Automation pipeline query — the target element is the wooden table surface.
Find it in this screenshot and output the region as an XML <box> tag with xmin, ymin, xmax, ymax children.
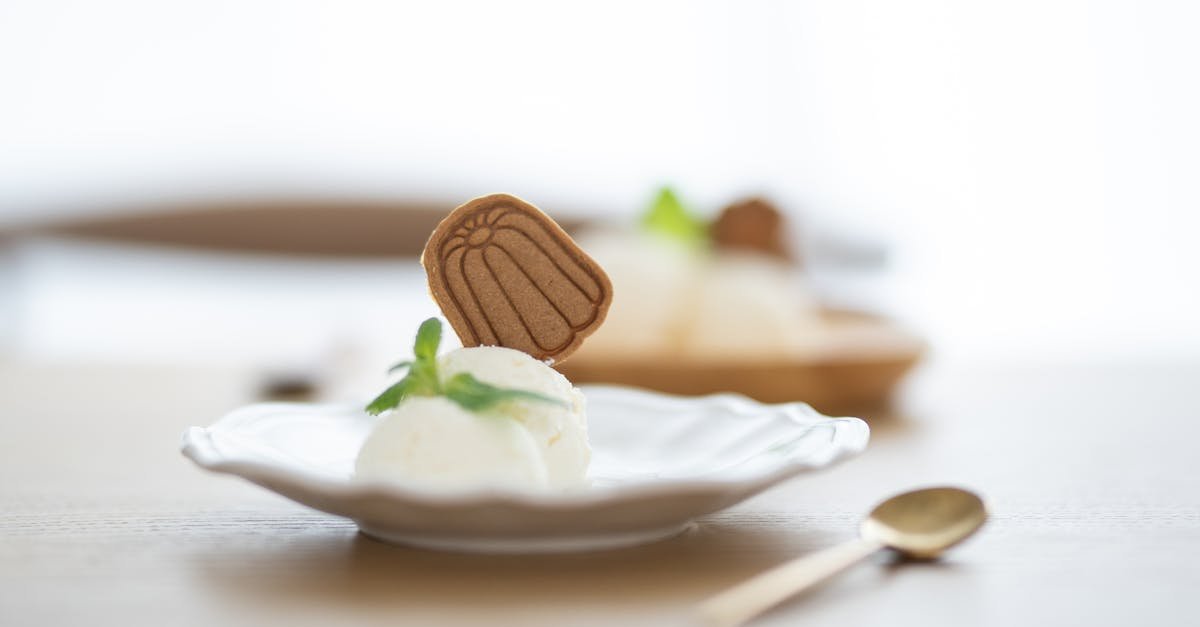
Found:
<box><xmin>2</xmin><ymin>358</ymin><xmax>1197</xmax><ymax>626</ymax></box>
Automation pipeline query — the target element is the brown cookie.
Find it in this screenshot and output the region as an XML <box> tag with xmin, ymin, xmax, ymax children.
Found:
<box><xmin>711</xmin><ymin>197</ymin><xmax>794</xmax><ymax>262</ymax></box>
<box><xmin>422</xmin><ymin>194</ymin><xmax>613</xmax><ymax>364</ymax></box>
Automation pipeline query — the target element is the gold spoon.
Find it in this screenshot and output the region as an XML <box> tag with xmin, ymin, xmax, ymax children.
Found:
<box><xmin>698</xmin><ymin>486</ymin><xmax>988</xmax><ymax>626</ymax></box>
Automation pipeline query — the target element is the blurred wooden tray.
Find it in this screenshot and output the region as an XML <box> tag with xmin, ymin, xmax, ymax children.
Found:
<box><xmin>556</xmin><ymin>310</ymin><xmax>924</xmax><ymax>417</ymax></box>
<box><xmin>9</xmin><ymin>199</ymin><xmax>585</xmax><ymax>258</ymax></box>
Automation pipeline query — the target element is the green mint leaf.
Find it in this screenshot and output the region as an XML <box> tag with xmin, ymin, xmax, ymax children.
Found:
<box><xmin>641</xmin><ymin>186</ymin><xmax>707</xmax><ymax>244</ymax></box>
<box><xmin>407</xmin><ymin>318</ymin><xmax>443</xmax><ymax>397</ymax></box>
<box><xmin>406</xmin><ymin>361</ymin><xmax>440</xmax><ymax>397</ymax></box>
<box><xmin>365</xmin><ymin>317</ymin><xmax>567</xmax><ymax>417</ymax></box>
<box><xmin>413</xmin><ymin>318</ymin><xmax>442</xmax><ymax>361</ymax></box>
<box><xmin>364</xmin><ymin>318</ymin><xmax>444</xmax><ymax>415</ymax></box>
<box><xmin>365</xmin><ymin>376</ymin><xmax>418</xmax><ymax>415</ymax></box>
<box><xmin>442</xmin><ymin>373</ymin><xmax>568</xmax><ymax>412</ymax></box>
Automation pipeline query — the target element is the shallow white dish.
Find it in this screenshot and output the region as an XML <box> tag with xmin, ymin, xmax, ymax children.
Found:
<box><xmin>181</xmin><ymin>385</ymin><xmax>869</xmax><ymax>553</ymax></box>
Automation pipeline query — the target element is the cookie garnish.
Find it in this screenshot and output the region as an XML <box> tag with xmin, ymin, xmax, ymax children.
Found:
<box><xmin>712</xmin><ymin>197</ymin><xmax>793</xmax><ymax>262</ymax></box>
<box><xmin>422</xmin><ymin>194</ymin><xmax>612</xmax><ymax>364</ymax></box>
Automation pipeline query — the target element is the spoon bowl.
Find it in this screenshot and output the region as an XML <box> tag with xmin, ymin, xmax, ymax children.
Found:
<box><xmin>862</xmin><ymin>486</ymin><xmax>988</xmax><ymax>560</ymax></box>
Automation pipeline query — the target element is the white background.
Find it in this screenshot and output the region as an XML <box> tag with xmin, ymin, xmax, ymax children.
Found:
<box><xmin>2</xmin><ymin>0</ymin><xmax>1197</xmax><ymax>363</ymax></box>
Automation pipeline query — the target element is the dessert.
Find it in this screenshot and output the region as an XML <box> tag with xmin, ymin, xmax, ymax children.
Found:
<box><xmin>355</xmin><ymin>194</ymin><xmax>609</xmax><ymax>492</ymax></box>
<box><xmin>423</xmin><ymin>193</ymin><xmax>612</xmax><ymax>364</ymax></box>
<box><xmin>711</xmin><ymin>197</ymin><xmax>793</xmax><ymax>262</ymax></box>
<box><xmin>575</xmin><ymin>188</ymin><xmax>824</xmax><ymax>361</ymax></box>
<box><xmin>355</xmin><ymin>319</ymin><xmax>589</xmax><ymax>491</ymax></box>
<box><xmin>561</xmin><ymin>187</ymin><xmax>922</xmax><ymax>410</ymax></box>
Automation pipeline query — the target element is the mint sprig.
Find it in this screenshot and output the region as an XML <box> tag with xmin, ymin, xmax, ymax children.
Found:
<box><xmin>641</xmin><ymin>186</ymin><xmax>708</xmax><ymax>245</ymax></box>
<box><xmin>443</xmin><ymin>373</ymin><xmax>567</xmax><ymax>411</ymax></box>
<box><xmin>365</xmin><ymin>318</ymin><xmax>567</xmax><ymax>416</ymax></box>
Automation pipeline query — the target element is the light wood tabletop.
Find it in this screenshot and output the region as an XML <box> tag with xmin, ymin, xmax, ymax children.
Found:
<box><xmin>2</xmin><ymin>358</ymin><xmax>1197</xmax><ymax>626</ymax></box>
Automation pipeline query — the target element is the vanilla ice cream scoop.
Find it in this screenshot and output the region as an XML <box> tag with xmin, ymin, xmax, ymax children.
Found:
<box><xmin>355</xmin><ymin>346</ymin><xmax>590</xmax><ymax>491</ymax></box>
<box><xmin>575</xmin><ymin>230</ymin><xmax>824</xmax><ymax>361</ymax></box>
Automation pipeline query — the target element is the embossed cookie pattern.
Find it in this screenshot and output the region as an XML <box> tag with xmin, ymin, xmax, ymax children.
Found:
<box><xmin>422</xmin><ymin>194</ymin><xmax>613</xmax><ymax>364</ymax></box>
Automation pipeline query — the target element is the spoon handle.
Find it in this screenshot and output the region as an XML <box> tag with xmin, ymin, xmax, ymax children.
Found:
<box><xmin>697</xmin><ymin>538</ymin><xmax>883</xmax><ymax>626</ymax></box>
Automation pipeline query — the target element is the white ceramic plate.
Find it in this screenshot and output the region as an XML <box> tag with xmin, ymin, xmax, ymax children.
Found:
<box><xmin>181</xmin><ymin>386</ymin><xmax>869</xmax><ymax>553</ymax></box>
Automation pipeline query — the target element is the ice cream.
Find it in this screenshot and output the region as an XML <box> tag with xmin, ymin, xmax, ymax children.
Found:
<box><xmin>576</xmin><ymin>230</ymin><xmax>824</xmax><ymax>361</ymax></box>
<box><xmin>355</xmin><ymin>346</ymin><xmax>590</xmax><ymax>491</ymax></box>
<box><xmin>681</xmin><ymin>251</ymin><xmax>824</xmax><ymax>360</ymax></box>
<box><xmin>572</xmin><ymin>230</ymin><xmax>696</xmax><ymax>356</ymax></box>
